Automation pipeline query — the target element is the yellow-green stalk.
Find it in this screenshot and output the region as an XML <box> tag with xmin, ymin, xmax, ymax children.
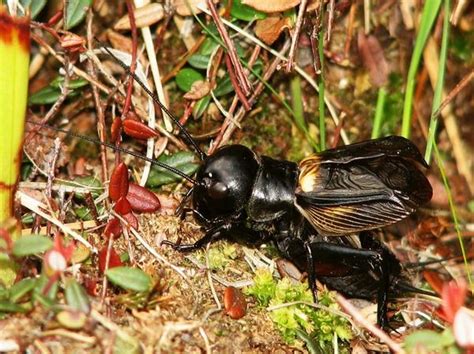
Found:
<box><xmin>0</xmin><ymin>8</ymin><xmax>30</xmax><ymax>222</ymax></box>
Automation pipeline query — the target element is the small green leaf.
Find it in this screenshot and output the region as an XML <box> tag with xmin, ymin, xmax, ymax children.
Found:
<box><xmin>0</xmin><ymin>252</ymin><xmax>9</xmax><ymax>262</ymax></box>
<box><xmin>214</xmin><ymin>76</ymin><xmax>234</xmax><ymax>97</ymax></box>
<box><xmin>231</xmin><ymin>0</ymin><xmax>266</xmax><ymax>21</ymax></box>
<box><xmin>106</xmin><ymin>266</ymin><xmax>151</xmax><ymax>292</ymax></box>
<box><xmin>114</xmin><ymin>334</ymin><xmax>141</xmax><ymax>354</ymax></box>
<box><xmin>66</xmin><ymin>0</ymin><xmax>92</xmax><ymax>30</ymax></box>
<box><xmin>176</xmin><ymin>68</ymin><xmax>204</xmax><ymax>92</ymax></box>
<box><xmin>28</xmin><ymin>86</ymin><xmax>61</xmax><ymax>105</ymax></box>
<box><xmin>29</xmin><ymin>77</ymin><xmax>89</xmax><ymax>105</ymax></box>
<box><xmin>9</xmin><ymin>278</ymin><xmax>36</xmax><ymax>303</ymax></box>
<box><xmin>404</xmin><ymin>329</ymin><xmax>455</xmax><ymax>352</ymax></box>
<box><xmin>0</xmin><ymin>301</ymin><xmax>27</xmax><ymax>313</ymax></box>
<box><xmin>146</xmin><ymin>151</ymin><xmax>198</xmax><ymax>187</ymax></box>
<box><xmin>33</xmin><ymin>292</ymin><xmax>56</xmax><ymax>308</ymax></box>
<box><xmin>193</xmin><ymin>95</ymin><xmax>211</xmax><ymax>119</ymax></box>
<box><xmin>70</xmin><ymin>243</ymin><xmax>91</xmax><ymax>264</ymax></box>
<box><xmin>71</xmin><ymin>175</ymin><xmax>103</xmax><ymax>200</ymax></box>
<box><xmin>188</xmin><ymin>54</ymin><xmax>211</xmax><ymax>70</ymax></box>
<box><xmin>50</xmin><ymin>76</ymin><xmax>89</xmax><ymax>90</ymax></box>
<box><xmin>295</xmin><ymin>329</ymin><xmax>320</xmax><ymax>354</ymax></box>
<box><xmin>57</xmin><ymin>310</ymin><xmax>87</xmax><ymax>329</ymax></box>
<box><xmin>467</xmin><ymin>200</ymin><xmax>474</xmax><ymax>213</ymax></box>
<box><xmin>199</xmin><ymin>37</ymin><xmax>220</xmax><ymax>56</ymax></box>
<box><xmin>33</xmin><ymin>274</ymin><xmax>58</xmax><ymax>302</ymax></box>
<box><xmin>12</xmin><ymin>235</ymin><xmax>53</xmax><ymax>257</ymax></box>
<box><xmin>74</xmin><ymin>206</ymin><xmax>93</xmax><ymax>221</ymax></box>
<box><xmin>65</xmin><ymin>278</ymin><xmax>91</xmax><ymax>313</ymax></box>
<box><xmin>20</xmin><ymin>0</ymin><xmax>47</xmax><ymax>19</ymax></box>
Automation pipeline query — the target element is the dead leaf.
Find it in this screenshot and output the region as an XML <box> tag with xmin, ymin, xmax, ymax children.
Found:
<box><xmin>114</xmin><ymin>3</ymin><xmax>164</xmax><ymax>30</ymax></box>
<box><xmin>357</xmin><ymin>31</ymin><xmax>389</xmax><ymax>87</ymax></box>
<box><xmin>254</xmin><ymin>16</ymin><xmax>290</xmax><ymax>45</ymax></box>
<box><xmin>106</xmin><ymin>30</ymin><xmax>133</xmax><ymax>54</ymax></box>
<box><xmin>174</xmin><ymin>0</ymin><xmax>218</xmax><ymax>16</ymax></box>
<box><xmin>242</xmin><ymin>0</ymin><xmax>300</xmax><ymax>13</ymax></box>
<box><xmin>183</xmin><ymin>80</ymin><xmax>211</xmax><ymax>100</ymax></box>
<box><xmin>307</xmin><ymin>0</ymin><xmax>321</xmax><ymax>12</ymax></box>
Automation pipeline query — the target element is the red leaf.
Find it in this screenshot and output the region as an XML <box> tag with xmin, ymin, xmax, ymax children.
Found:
<box><xmin>103</xmin><ymin>218</ymin><xmax>122</xmax><ymax>240</ymax></box>
<box><xmin>441</xmin><ymin>280</ymin><xmax>467</xmax><ymax>323</ymax></box>
<box><xmin>83</xmin><ymin>277</ymin><xmax>98</xmax><ymax>296</ymax></box>
<box><xmin>109</xmin><ymin>162</ymin><xmax>129</xmax><ymax>202</ymax></box>
<box><xmin>123</xmin><ymin>119</ymin><xmax>159</xmax><ymax>140</ymax></box>
<box><xmin>127</xmin><ymin>183</ymin><xmax>161</xmax><ymax>213</ymax></box>
<box><xmin>60</xmin><ymin>33</ymin><xmax>86</xmax><ymax>53</ymax></box>
<box><xmin>423</xmin><ymin>270</ymin><xmax>444</xmax><ymax>295</ymax></box>
<box><xmin>357</xmin><ymin>31</ymin><xmax>389</xmax><ymax>87</ymax></box>
<box><xmin>98</xmin><ymin>246</ymin><xmax>122</xmax><ymax>273</ymax></box>
<box><xmin>122</xmin><ymin>212</ymin><xmax>139</xmax><ymax>230</ymax></box>
<box><xmin>114</xmin><ymin>197</ymin><xmax>132</xmax><ymax>215</ymax></box>
<box><xmin>111</xmin><ymin>116</ymin><xmax>122</xmax><ymax>143</ymax></box>
<box><xmin>53</xmin><ymin>235</ymin><xmax>75</xmax><ymax>263</ymax></box>
<box><xmin>223</xmin><ymin>286</ymin><xmax>247</xmax><ymax>319</ymax></box>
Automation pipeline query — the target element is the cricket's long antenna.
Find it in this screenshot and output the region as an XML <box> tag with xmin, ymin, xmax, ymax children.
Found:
<box><xmin>27</xmin><ymin>121</ymin><xmax>198</xmax><ymax>185</ymax></box>
<box><xmin>98</xmin><ymin>43</ymin><xmax>207</xmax><ymax>161</ymax></box>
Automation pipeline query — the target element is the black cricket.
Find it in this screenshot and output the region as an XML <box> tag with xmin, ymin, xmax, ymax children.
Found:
<box><xmin>35</xmin><ymin>47</ymin><xmax>434</xmax><ymax>328</ymax></box>
<box><xmin>161</xmin><ymin>135</ymin><xmax>433</xmax><ymax>328</ymax></box>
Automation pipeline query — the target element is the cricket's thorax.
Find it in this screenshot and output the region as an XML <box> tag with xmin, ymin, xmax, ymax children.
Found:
<box><xmin>246</xmin><ymin>156</ymin><xmax>298</xmax><ymax>223</ymax></box>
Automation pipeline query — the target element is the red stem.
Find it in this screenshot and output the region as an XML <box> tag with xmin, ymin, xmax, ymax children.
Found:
<box><xmin>122</xmin><ymin>0</ymin><xmax>138</xmax><ymax>118</ymax></box>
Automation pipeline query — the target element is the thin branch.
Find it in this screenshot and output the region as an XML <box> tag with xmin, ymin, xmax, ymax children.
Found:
<box><xmin>433</xmin><ymin>69</ymin><xmax>474</xmax><ymax>118</ymax></box>
<box><xmin>286</xmin><ymin>0</ymin><xmax>308</xmax><ymax>72</ymax></box>
<box><xmin>86</xmin><ymin>10</ymin><xmax>109</xmax><ymax>183</ymax></box>
<box><xmin>206</xmin><ymin>0</ymin><xmax>252</xmax><ymax>96</ymax></box>
<box><xmin>337</xmin><ymin>295</ymin><xmax>405</xmax><ymax>354</ymax></box>
<box><xmin>122</xmin><ymin>0</ymin><xmax>138</xmax><ymax>118</ymax></box>
<box><xmin>224</xmin><ymin>53</ymin><xmax>251</xmax><ymax>110</ymax></box>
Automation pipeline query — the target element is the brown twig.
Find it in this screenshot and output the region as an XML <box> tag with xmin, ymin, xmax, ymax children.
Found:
<box><xmin>208</xmin><ymin>47</ymin><xmax>224</xmax><ymax>89</ymax></box>
<box><xmin>122</xmin><ymin>0</ymin><xmax>138</xmax><ymax>118</ymax></box>
<box><xmin>224</xmin><ymin>54</ymin><xmax>251</xmax><ymax>110</ymax></box>
<box><xmin>336</xmin><ymin>295</ymin><xmax>405</xmax><ymax>354</ymax></box>
<box><xmin>206</xmin><ymin>0</ymin><xmax>251</xmax><ymax>96</ymax></box>
<box><xmin>330</xmin><ymin>113</ymin><xmax>346</xmax><ymax>148</ymax></box>
<box><xmin>344</xmin><ymin>3</ymin><xmax>357</xmax><ymax>59</ymax></box>
<box><xmin>30</xmin><ymin>33</ymin><xmax>111</xmax><ymax>97</ymax></box>
<box><xmin>286</xmin><ymin>0</ymin><xmax>308</xmax><ymax>72</ymax></box>
<box><xmin>309</xmin><ymin>10</ymin><xmax>322</xmax><ymax>76</ymax></box>
<box><xmin>209</xmin><ymin>45</ymin><xmax>261</xmax><ymax>153</ymax></box>
<box><xmin>45</xmin><ymin>138</ymin><xmax>61</xmax><ymax>235</ymax></box>
<box><xmin>218</xmin><ymin>41</ymin><xmax>290</xmax><ymax>148</ymax></box>
<box><xmin>451</xmin><ymin>0</ymin><xmax>469</xmax><ymax>25</ymax></box>
<box><xmin>86</xmin><ymin>10</ymin><xmax>109</xmax><ymax>183</ymax></box>
<box><xmin>153</xmin><ymin>11</ymin><xmax>172</xmax><ymax>57</ymax></box>
<box><xmin>25</xmin><ymin>55</ymin><xmax>71</xmax><ymax>141</ymax></box>
<box><xmin>433</xmin><ymin>69</ymin><xmax>474</xmax><ymax>118</ymax></box>
<box><xmin>161</xmin><ymin>36</ymin><xmax>206</xmax><ymax>84</ymax></box>
<box><xmin>326</xmin><ymin>0</ymin><xmax>335</xmax><ymax>42</ymax></box>
<box><xmin>100</xmin><ymin>235</ymin><xmax>114</xmax><ymax>308</ymax></box>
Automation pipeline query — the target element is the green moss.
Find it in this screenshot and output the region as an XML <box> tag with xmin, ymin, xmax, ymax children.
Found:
<box><xmin>197</xmin><ymin>243</ymin><xmax>238</xmax><ymax>271</ymax></box>
<box><xmin>245</xmin><ymin>269</ymin><xmax>353</xmax><ymax>350</ymax></box>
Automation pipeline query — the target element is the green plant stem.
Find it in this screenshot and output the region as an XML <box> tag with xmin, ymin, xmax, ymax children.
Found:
<box><xmin>425</xmin><ymin>0</ymin><xmax>450</xmax><ymax>163</ymax></box>
<box><xmin>401</xmin><ymin>0</ymin><xmax>442</xmax><ymax>138</ymax></box>
<box><xmin>434</xmin><ymin>145</ymin><xmax>473</xmax><ymax>288</ymax></box>
<box><xmin>371</xmin><ymin>87</ymin><xmax>387</xmax><ymax>139</ymax></box>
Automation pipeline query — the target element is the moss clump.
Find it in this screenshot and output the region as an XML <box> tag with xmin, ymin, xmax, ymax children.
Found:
<box><xmin>245</xmin><ymin>268</ymin><xmax>353</xmax><ymax>350</ymax></box>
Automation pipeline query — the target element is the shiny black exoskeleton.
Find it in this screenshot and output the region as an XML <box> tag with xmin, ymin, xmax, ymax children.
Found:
<box><xmin>163</xmin><ymin>136</ymin><xmax>433</xmax><ymax>327</ymax></box>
